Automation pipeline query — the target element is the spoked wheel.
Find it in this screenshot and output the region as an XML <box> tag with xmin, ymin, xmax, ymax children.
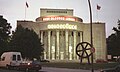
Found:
<box><xmin>76</xmin><ymin>42</ymin><xmax>93</xmax><ymax>64</ymax></box>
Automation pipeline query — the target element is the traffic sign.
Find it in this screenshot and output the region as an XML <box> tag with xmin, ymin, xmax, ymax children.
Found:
<box><xmin>90</xmin><ymin>47</ymin><xmax>95</xmax><ymax>53</ymax></box>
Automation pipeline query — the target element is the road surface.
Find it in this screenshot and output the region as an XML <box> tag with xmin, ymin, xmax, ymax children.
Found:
<box><xmin>0</xmin><ymin>67</ymin><xmax>100</xmax><ymax>72</ymax></box>
<box><xmin>40</xmin><ymin>67</ymin><xmax>100</xmax><ymax>72</ymax></box>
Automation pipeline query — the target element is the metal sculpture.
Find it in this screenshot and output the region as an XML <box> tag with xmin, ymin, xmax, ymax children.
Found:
<box><xmin>76</xmin><ymin>42</ymin><xmax>94</xmax><ymax>64</ymax></box>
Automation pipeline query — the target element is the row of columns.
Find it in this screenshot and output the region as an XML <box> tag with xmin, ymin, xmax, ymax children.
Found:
<box><xmin>40</xmin><ymin>30</ymin><xmax>83</xmax><ymax>60</ymax></box>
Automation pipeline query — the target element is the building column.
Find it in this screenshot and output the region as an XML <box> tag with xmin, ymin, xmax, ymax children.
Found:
<box><xmin>51</xmin><ymin>46</ymin><xmax>55</xmax><ymax>60</ymax></box>
<box><xmin>73</xmin><ymin>31</ymin><xmax>76</xmax><ymax>60</ymax></box>
<box><xmin>77</xmin><ymin>31</ymin><xmax>83</xmax><ymax>60</ymax></box>
<box><xmin>65</xmin><ymin>30</ymin><xmax>69</xmax><ymax>59</ymax></box>
<box><xmin>69</xmin><ymin>45</ymin><xmax>72</xmax><ymax>60</ymax></box>
<box><xmin>56</xmin><ymin>30</ymin><xmax>60</xmax><ymax>59</ymax></box>
<box><xmin>44</xmin><ymin>52</ymin><xmax>46</xmax><ymax>59</ymax></box>
<box><xmin>51</xmin><ymin>34</ymin><xmax>55</xmax><ymax>60</ymax></box>
<box><xmin>48</xmin><ymin>31</ymin><xmax>51</xmax><ymax>59</ymax></box>
<box><xmin>80</xmin><ymin>32</ymin><xmax>83</xmax><ymax>42</ymax></box>
<box><xmin>40</xmin><ymin>31</ymin><xmax>43</xmax><ymax>43</ymax></box>
<box><xmin>60</xmin><ymin>52</ymin><xmax>64</xmax><ymax>60</ymax></box>
<box><xmin>39</xmin><ymin>31</ymin><xmax>45</xmax><ymax>60</ymax></box>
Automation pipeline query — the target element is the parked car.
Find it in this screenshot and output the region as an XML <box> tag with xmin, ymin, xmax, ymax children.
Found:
<box><xmin>19</xmin><ymin>60</ymin><xmax>42</xmax><ymax>72</ymax></box>
<box><xmin>100</xmin><ymin>65</ymin><xmax>120</xmax><ymax>72</ymax></box>
<box><xmin>116</xmin><ymin>58</ymin><xmax>120</xmax><ymax>63</ymax></box>
<box><xmin>40</xmin><ymin>59</ymin><xmax>50</xmax><ymax>62</ymax></box>
<box><xmin>96</xmin><ymin>59</ymin><xmax>107</xmax><ymax>63</ymax></box>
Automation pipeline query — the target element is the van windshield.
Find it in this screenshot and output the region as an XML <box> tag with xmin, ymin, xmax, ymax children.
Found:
<box><xmin>17</xmin><ymin>55</ymin><xmax>21</xmax><ymax>61</ymax></box>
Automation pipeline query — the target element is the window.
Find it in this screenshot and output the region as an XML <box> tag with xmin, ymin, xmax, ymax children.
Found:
<box><xmin>63</xmin><ymin>31</ymin><xmax>65</xmax><ymax>36</ymax></box>
<box><xmin>47</xmin><ymin>11</ymin><xmax>67</xmax><ymax>13</ymax></box>
<box><xmin>59</xmin><ymin>31</ymin><xmax>62</xmax><ymax>36</ymax></box>
<box><xmin>12</xmin><ymin>55</ymin><xmax>16</xmax><ymax>61</ymax></box>
<box><xmin>72</xmin><ymin>31</ymin><xmax>73</xmax><ymax>36</ymax></box>
<box><xmin>17</xmin><ymin>55</ymin><xmax>21</xmax><ymax>61</ymax></box>
<box><xmin>39</xmin><ymin>31</ymin><xmax>41</xmax><ymax>37</ymax></box>
<box><xmin>51</xmin><ymin>31</ymin><xmax>52</xmax><ymax>36</ymax></box>
<box><xmin>1</xmin><ymin>57</ymin><xmax>5</xmax><ymax>61</ymax></box>
<box><xmin>78</xmin><ymin>32</ymin><xmax>80</xmax><ymax>36</ymax></box>
<box><xmin>43</xmin><ymin>31</ymin><xmax>45</xmax><ymax>36</ymax></box>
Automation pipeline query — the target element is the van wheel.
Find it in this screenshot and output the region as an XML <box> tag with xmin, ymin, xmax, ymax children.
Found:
<box><xmin>6</xmin><ymin>64</ymin><xmax>10</xmax><ymax>69</ymax></box>
<box><xmin>35</xmin><ymin>70</ymin><xmax>39</xmax><ymax>72</ymax></box>
<box><xmin>25</xmin><ymin>68</ymin><xmax>29</xmax><ymax>72</ymax></box>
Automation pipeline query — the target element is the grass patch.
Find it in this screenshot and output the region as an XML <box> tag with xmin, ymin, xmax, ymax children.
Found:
<box><xmin>41</xmin><ymin>62</ymin><xmax>119</xmax><ymax>70</ymax></box>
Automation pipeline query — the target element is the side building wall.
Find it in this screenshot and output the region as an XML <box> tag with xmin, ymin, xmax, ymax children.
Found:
<box><xmin>83</xmin><ymin>22</ymin><xmax>107</xmax><ymax>61</ymax></box>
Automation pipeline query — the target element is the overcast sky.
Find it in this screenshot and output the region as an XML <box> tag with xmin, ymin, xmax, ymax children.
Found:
<box><xmin>0</xmin><ymin>0</ymin><xmax>120</xmax><ymax>37</ymax></box>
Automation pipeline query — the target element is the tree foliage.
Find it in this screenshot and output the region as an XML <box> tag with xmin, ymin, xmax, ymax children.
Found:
<box><xmin>9</xmin><ymin>25</ymin><xmax>44</xmax><ymax>60</ymax></box>
<box><xmin>107</xmin><ymin>20</ymin><xmax>120</xmax><ymax>56</ymax></box>
<box><xmin>0</xmin><ymin>15</ymin><xmax>12</xmax><ymax>55</ymax></box>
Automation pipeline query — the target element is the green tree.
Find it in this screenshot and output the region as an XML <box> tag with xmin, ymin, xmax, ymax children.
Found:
<box><xmin>107</xmin><ymin>20</ymin><xmax>120</xmax><ymax>57</ymax></box>
<box><xmin>9</xmin><ymin>25</ymin><xmax>44</xmax><ymax>60</ymax></box>
<box><xmin>0</xmin><ymin>15</ymin><xmax>12</xmax><ymax>55</ymax></box>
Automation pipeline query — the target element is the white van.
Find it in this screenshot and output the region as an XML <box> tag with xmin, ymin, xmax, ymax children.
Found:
<box><xmin>0</xmin><ymin>52</ymin><xmax>23</xmax><ymax>67</ymax></box>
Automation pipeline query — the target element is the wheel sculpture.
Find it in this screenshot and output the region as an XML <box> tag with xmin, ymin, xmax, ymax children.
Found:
<box><xmin>76</xmin><ymin>42</ymin><xmax>94</xmax><ymax>64</ymax></box>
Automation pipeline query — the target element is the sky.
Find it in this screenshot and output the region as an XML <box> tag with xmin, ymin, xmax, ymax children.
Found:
<box><xmin>0</xmin><ymin>0</ymin><xmax>120</xmax><ymax>37</ymax></box>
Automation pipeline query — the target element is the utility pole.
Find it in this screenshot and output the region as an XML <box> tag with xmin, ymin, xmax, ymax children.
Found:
<box><xmin>87</xmin><ymin>0</ymin><xmax>94</xmax><ymax>72</ymax></box>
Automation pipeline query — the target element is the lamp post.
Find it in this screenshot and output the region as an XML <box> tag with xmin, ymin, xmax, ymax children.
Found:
<box><xmin>87</xmin><ymin>0</ymin><xmax>94</xmax><ymax>72</ymax></box>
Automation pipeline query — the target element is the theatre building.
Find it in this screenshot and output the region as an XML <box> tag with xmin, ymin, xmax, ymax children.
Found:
<box><xmin>17</xmin><ymin>8</ymin><xmax>107</xmax><ymax>62</ymax></box>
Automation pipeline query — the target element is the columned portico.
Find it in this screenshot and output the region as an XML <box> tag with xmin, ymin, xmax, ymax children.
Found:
<box><xmin>40</xmin><ymin>30</ymin><xmax>84</xmax><ymax>60</ymax></box>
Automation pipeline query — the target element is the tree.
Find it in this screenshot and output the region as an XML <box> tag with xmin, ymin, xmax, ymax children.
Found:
<box><xmin>0</xmin><ymin>15</ymin><xmax>12</xmax><ymax>55</ymax></box>
<box><xmin>9</xmin><ymin>25</ymin><xmax>44</xmax><ymax>60</ymax></box>
<box><xmin>107</xmin><ymin>20</ymin><xmax>120</xmax><ymax>57</ymax></box>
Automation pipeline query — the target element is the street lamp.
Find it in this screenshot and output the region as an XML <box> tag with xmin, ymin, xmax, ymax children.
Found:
<box><xmin>87</xmin><ymin>0</ymin><xmax>94</xmax><ymax>72</ymax></box>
